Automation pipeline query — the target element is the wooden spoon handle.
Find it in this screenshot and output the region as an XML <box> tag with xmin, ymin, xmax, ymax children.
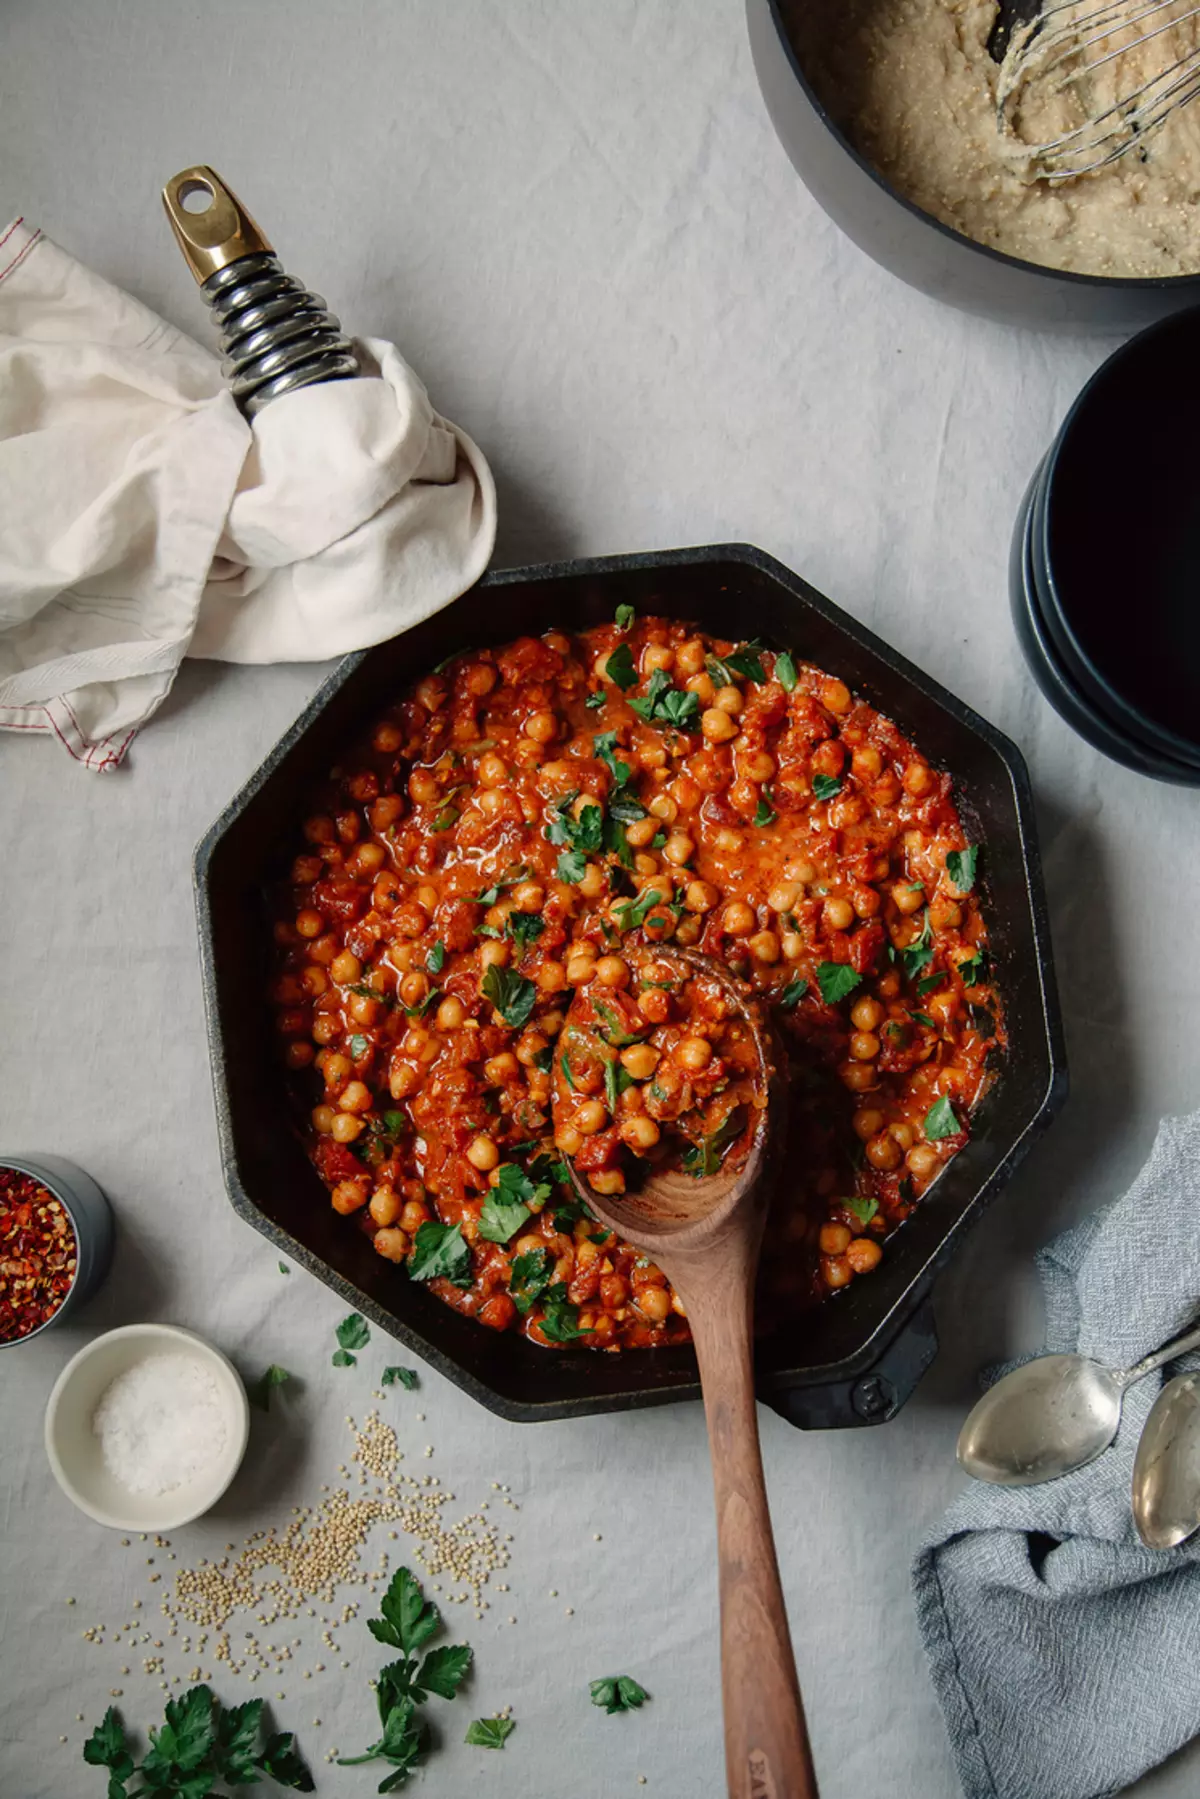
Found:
<box><xmin>689</xmin><ymin>1282</ymin><xmax>818</xmax><ymax>1799</ymax></box>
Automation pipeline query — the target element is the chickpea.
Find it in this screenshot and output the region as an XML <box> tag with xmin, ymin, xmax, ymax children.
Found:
<box><xmin>400</xmin><ymin>971</ymin><xmax>430</xmax><ymax>1008</ymax></box>
<box><xmin>556</xmin><ymin>1124</ymin><xmax>584</xmax><ymax>1157</ymax></box>
<box><xmin>852</xmin><ymin>744</ymin><xmax>884</xmax><ymax>781</ymax></box>
<box><xmin>408</xmin><ymin>769</ymin><xmax>441</xmax><ymax>806</ymax></box>
<box><xmin>903</xmin><ymin>761</ymin><xmax>934</xmax><ymax>796</ymax></box>
<box><xmin>478</xmin><ymin>752</ymin><xmax>509</xmax><ymax>789</ymax></box>
<box><xmin>566</xmin><ymin>950</ymin><xmax>598</xmax><ymax>987</ymax></box>
<box><xmin>372</xmin><ymin>871</ymin><xmax>402</xmax><ymax>912</ymax></box>
<box><xmin>907</xmin><ymin>1143</ymin><xmax>939</xmax><ymax>1181</ymax></box>
<box><xmin>840</xmin><ymin>1062</ymin><xmax>878</xmax><ymax>1093</ymax></box>
<box><xmin>312</xmin><ymin>1104</ymin><xmax>336</xmax><ymax>1135</ymax></box>
<box><xmin>577</xmin><ymin>862</ymin><xmax>607</xmax><ymax>900</ymax></box>
<box><xmin>889</xmin><ymin>1121</ymin><xmax>916</xmax><ymax>1151</ymax></box>
<box><xmin>367</xmin><ymin>1185</ymin><xmax>402</xmax><ymax>1228</ymax></box>
<box><xmin>684</xmin><ymin>879</ymin><xmax>719</xmax><ymax>913</ymax></box>
<box><xmin>588</xmin><ymin>1170</ymin><xmax>626</xmax><ymax>1196</ymax></box>
<box><xmin>778</xmin><ymin>932</ymin><xmax>801</xmax><ymax>961</ymax></box>
<box><xmin>331</xmin><ymin>1112</ymin><xmax>365</xmax><ymax>1143</ymax></box>
<box><xmin>414</xmin><ymin>675</ymin><xmax>447</xmax><ymax>712</ymax></box>
<box><xmin>403</xmin><ymin>1026</ymin><xmax>439</xmax><ymax>1063</ymax></box>
<box><xmin>575</xmin><ymin>1099</ymin><xmax>608</xmax><ymax>1135</ymax></box>
<box><xmin>312</xmin><ymin>1014</ymin><xmax>339</xmax><ymax>1045</ymax></box>
<box><xmin>701</xmin><ymin>707</ymin><xmax>737</xmax><ymax>743</ymax></box>
<box><xmin>600</xmin><ymin>1272</ymin><xmax>630</xmax><ymax>1309</ymax></box>
<box><xmin>625</xmin><ymin>816</ymin><xmax>658</xmax><ymax>849</ymax></box>
<box><xmin>436</xmin><ymin>995</ymin><xmax>466</xmax><ymax>1030</ymax></box>
<box><xmin>685</xmin><ymin>672</ymin><xmax>717</xmax><ymax>704</ymax></box>
<box><xmin>541</xmin><ymin>1008</ymin><xmax>566</xmax><ymax>1037</ymax></box>
<box><xmin>349</xmin><ymin>841</ymin><xmax>386</xmax><ymax>879</ymax></box>
<box><xmin>878</xmin><ymin>969</ymin><xmax>902</xmax><ymax>999</ymax></box>
<box><xmin>822</xmin><ymin>1254</ymin><xmax>853</xmax><ymax>1289</ymax></box>
<box><xmin>370</xmin><ymin>795</ymin><xmax>406</xmax><ymax>833</ymax></box>
<box><xmin>749</xmin><ymin>930</ymin><xmax>780</xmax><ymax>964</ymax></box>
<box><xmin>670</xmin><ymin>774</ymin><xmax>702</xmax><ymax>811</ymax></box>
<box><xmin>464</xmin><ymin>661</ymin><xmax>497</xmax><ymax>697</ymax></box>
<box><xmin>339</xmin><ymin>1080</ymin><xmax>373</xmax><ymax>1114</ymax></box>
<box><xmin>332</xmin><ymin>1179</ymin><xmax>368</xmax><ymax>1215</ymax></box>
<box><xmin>648</xmin><ymin>794</ymin><xmax>678</xmax><ymax>823</ymax></box>
<box><xmin>643</xmin><ymin>643</ymin><xmax>675</xmax><ymax>673</ymax></box>
<box><xmin>524</xmin><ymin>709</ymin><xmax>558</xmax><ymax>744</ymax></box>
<box><xmin>596</xmin><ymin>955</ymin><xmax>631</xmax><ymax>989</ymax></box>
<box><xmin>930</xmin><ymin>899</ymin><xmax>963</xmax><ymax>931</ymax></box>
<box><xmin>303</xmin><ymin>814</ymin><xmax>336</xmax><ymax>845</ymax></box>
<box><xmin>829</xmin><ymin>795</ymin><xmax>865</xmax><ymax>830</ymax></box>
<box><xmin>373</xmin><ymin>1228</ymin><xmax>410</xmax><ymax>1263</ymax></box>
<box><xmin>847</xmin><ymin>1237</ymin><xmax>883</xmax><ymax>1274</ymax></box>
<box><xmin>819</xmin><ymin>1222</ymin><xmax>852</xmax><ymax>1255</ymax></box>
<box><xmin>638</xmin><ymin>988</ymin><xmax>671</xmax><ymax>1023</ymax></box>
<box><xmin>821</xmin><ymin>678</ymin><xmax>852</xmax><ymax>714</ymax></box>
<box><xmin>675</xmin><ymin>638</ymin><xmax>707</xmax><ymax>675</ymax></box>
<box><xmin>621</xmin><ymin>1044</ymin><xmax>660</xmax><ymax>1080</ymax></box>
<box><xmin>593</xmin><ymin>650</ymin><xmax>617</xmax><ymax>682</ymax></box>
<box><xmin>295</xmin><ymin>908</ymin><xmax>324</xmax><ymax>940</ymax></box>
<box><xmin>401</xmin><ymin>1197</ymin><xmax>431</xmax><ymax>1234</ymax></box>
<box><xmin>705</xmin><ymin>683</ymin><xmax>739</xmax><ymax>718</ymax></box>
<box><xmin>535</xmin><ymin>960</ymin><xmax>566</xmax><ymax>993</ymax></box>
<box><xmin>663</xmin><ymin>832</ymin><xmax>695</xmax><ymax>867</ymax></box>
<box><xmin>721</xmin><ymin>900</ymin><xmax>754</xmax><ymax>936</ymax></box>
<box><xmin>866</xmin><ymin>1132</ymin><xmax>902</xmax><ymax>1171</ymax></box>
<box><xmin>392</xmin><ymin>902</ymin><xmax>429</xmax><ymax>939</ymax></box>
<box><xmin>849</xmin><ymin>1031</ymin><xmax>880</xmax><ymax>1061</ymax></box>
<box><xmin>479</xmin><ymin>939</ymin><xmax>510</xmax><ymax>970</ymax></box>
<box><xmin>742</xmin><ymin>750</ymin><xmax>776</xmax><ymax>784</ymax></box>
<box><xmin>467</xmin><ymin>1135</ymin><xmax>500</xmax><ymax>1172</ymax></box>
<box><xmin>484</xmin><ymin>1051</ymin><xmax>520</xmax><ymax>1084</ymax></box>
<box><xmin>677</xmin><ymin>1036</ymin><xmax>713</xmax><ymax>1071</ymax></box>
<box><xmin>851</xmin><ymin>997</ymin><xmax>884</xmax><ymax>1032</ymax></box>
<box><xmin>824</xmin><ymin>897</ymin><xmax>855</xmax><ymax>932</ymax></box>
<box><xmin>619</xmin><ymin>1113</ymin><xmax>661</xmax><ymax>1152</ymax></box>
<box><xmin>292</xmin><ymin>854</ymin><xmax>324</xmax><ymax>885</ymax></box>
<box><xmin>515</xmin><ymin>1030</ymin><xmax>549</xmax><ymax>1067</ymax></box>
<box><xmin>388</xmin><ymin>1060</ymin><xmax>421</xmax><ymax>1100</ymax></box>
<box><xmin>853</xmin><ymin>1108</ymin><xmax>885</xmax><ymax>1142</ymax></box>
<box><xmin>285</xmin><ymin>1040</ymin><xmax>315</xmax><ymax>1070</ymax></box>
<box><xmin>512</xmin><ymin>881</ymin><xmax>545</xmax><ymax>912</ymax></box>
<box><xmin>636</xmin><ymin>1285</ymin><xmax>672</xmax><ymax>1323</ymax></box>
<box><xmin>347</xmin><ymin>992</ymin><xmax>379</xmax><ymax>1027</ymax></box>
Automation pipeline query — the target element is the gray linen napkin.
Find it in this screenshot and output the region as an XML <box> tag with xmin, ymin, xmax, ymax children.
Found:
<box><xmin>913</xmin><ymin>1109</ymin><xmax>1200</xmax><ymax>1799</ymax></box>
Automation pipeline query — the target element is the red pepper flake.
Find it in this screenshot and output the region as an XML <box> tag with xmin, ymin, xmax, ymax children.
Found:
<box><xmin>0</xmin><ymin>1169</ymin><xmax>77</xmax><ymax>1341</ymax></box>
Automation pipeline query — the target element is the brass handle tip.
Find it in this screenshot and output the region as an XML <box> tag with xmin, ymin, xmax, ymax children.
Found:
<box><xmin>161</xmin><ymin>165</ymin><xmax>273</xmax><ymax>283</ymax></box>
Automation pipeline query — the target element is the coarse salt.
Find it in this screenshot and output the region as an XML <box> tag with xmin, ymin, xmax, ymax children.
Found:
<box><xmin>93</xmin><ymin>1354</ymin><xmax>228</xmax><ymax>1495</ymax></box>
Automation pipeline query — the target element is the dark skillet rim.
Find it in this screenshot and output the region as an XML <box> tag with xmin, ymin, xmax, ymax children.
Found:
<box><xmin>762</xmin><ymin>0</ymin><xmax>1200</xmax><ymax>295</ymax></box>
<box><xmin>1014</xmin><ymin>471</ymin><xmax>1200</xmax><ymax>785</ymax></box>
<box><xmin>1033</xmin><ymin>306</ymin><xmax>1200</xmax><ymax>766</ymax></box>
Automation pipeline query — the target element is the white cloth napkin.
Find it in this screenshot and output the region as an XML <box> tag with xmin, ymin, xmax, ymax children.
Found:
<box><xmin>0</xmin><ymin>219</ymin><xmax>497</xmax><ymax>769</ymax></box>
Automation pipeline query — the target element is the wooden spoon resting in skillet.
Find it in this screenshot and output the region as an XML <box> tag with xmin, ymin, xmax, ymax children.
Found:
<box><xmin>560</xmin><ymin>947</ymin><xmax>819</xmax><ymax>1799</ymax></box>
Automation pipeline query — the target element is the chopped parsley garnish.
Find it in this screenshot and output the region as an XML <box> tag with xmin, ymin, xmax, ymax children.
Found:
<box><xmin>557</xmin><ymin>847</ymin><xmax>587</xmax><ymax>883</ymax></box>
<box><xmin>479</xmin><ymin>1163</ymin><xmax>551</xmax><ymax>1243</ymax></box>
<box><xmin>911</xmin><ymin>1011</ymin><xmax>936</xmax><ymax>1028</ymax></box>
<box><xmin>532</xmin><ymin>1043</ymin><xmax>554</xmax><ymax>1074</ymax></box>
<box><xmin>402</xmin><ymin>988</ymin><xmax>440</xmax><ymax>1022</ymax></box>
<box><xmin>481</xmin><ymin>964</ymin><xmax>537</xmax><ymax>1029</ymax></box>
<box><xmin>426</xmin><ymin>941</ymin><xmax>446</xmax><ymax>975</ymax></box>
<box><xmin>594</xmin><ymin>999</ymin><xmax>644</xmax><ymax>1046</ymax></box>
<box><xmin>248</xmin><ymin>1364</ymin><xmax>291</xmax><ymax>1412</ymax></box>
<box><xmin>278</xmin><ymin>1261</ymin><xmax>289</xmax><ymax>1274</ymax></box>
<box><xmin>613</xmin><ymin>887</ymin><xmax>667</xmax><ymax>933</ymax></box>
<box><xmin>778</xmin><ymin>976</ymin><xmax>808</xmax><ymax>1010</ymax></box>
<box><xmin>509</xmin><ymin>1248</ymin><xmax>554</xmax><ymax>1316</ymax></box>
<box><xmin>465</xmin><ymin>1717</ymin><xmax>515</xmax><ymax>1749</ymax></box>
<box><xmin>754</xmin><ymin>795</ymin><xmax>777</xmax><ymax>827</ymax></box>
<box><xmin>409</xmin><ymin>1221</ymin><xmax>472</xmax><ymax>1286</ymax></box>
<box><xmin>585</xmin><ymin>690</ymin><xmax>606</xmax><ymax>709</ymax></box>
<box><xmin>916</xmin><ymin>970</ymin><xmax>946</xmax><ymax>996</ymax></box>
<box><xmin>844</xmin><ymin>1194</ymin><xmax>879</xmax><ymax>1228</ymax></box>
<box><xmin>537</xmin><ymin>1283</ymin><xmax>594</xmax><ymax>1342</ymax></box>
<box><xmin>431</xmin><ymin>803</ymin><xmax>460</xmax><ymax>832</ymax></box>
<box><xmin>332</xmin><ymin>1312</ymin><xmax>370</xmax><ymax>1368</ymax></box>
<box><xmin>774</xmin><ymin>650</ymin><xmax>798</xmax><ymax>691</ymax></box>
<box><xmin>627</xmin><ymin>668</ymin><xmax>701</xmax><ymax>728</ymax></box>
<box><xmin>946</xmin><ymin>845</ymin><xmax>979</xmax><ymax>893</ymax></box>
<box><xmin>506</xmin><ymin>911</ymin><xmax>545</xmax><ymax>954</ymax></box>
<box><xmin>604</xmin><ymin>1056</ymin><xmax>635</xmax><ymax>1115</ymax></box>
<box><xmin>348</xmin><ymin>1032</ymin><xmax>370</xmax><ymax>1059</ymax></box>
<box><xmin>816</xmin><ymin>962</ymin><xmax>862</xmax><ymax>1005</ymax></box>
<box><xmin>382</xmin><ymin>1366</ymin><xmax>419</xmax><ymax>1389</ymax></box>
<box><xmin>899</xmin><ymin>909</ymin><xmax>934</xmax><ymax>979</ymax></box>
<box><xmin>707</xmin><ymin>643</ymin><xmax>766</xmax><ymax>686</ymax></box>
<box><xmin>473</xmin><ymin>868</ymin><xmax>529</xmax><ymax>906</ymax></box>
<box><xmin>924</xmin><ymin>1095</ymin><xmax>961</xmax><ymax>1141</ymax></box>
<box><xmin>603</xmin><ymin>642</ymin><xmax>638</xmax><ymax>690</ymax></box>
<box><xmin>589</xmin><ymin>1675</ymin><xmax>650</xmax><ymax>1715</ymax></box>
<box><xmin>682</xmin><ymin>1110</ymin><xmax>743</xmax><ymax>1179</ymax></box>
<box><xmin>593</xmin><ymin>730</ymin><xmax>632</xmax><ymax>788</ymax></box>
<box><xmin>812</xmin><ymin>772</ymin><xmax>843</xmax><ymax>802</ymax></box>
<box><xmin>957</xmin><ymin>950</ymin><xmax>988</xmax><ymax>988</ymax></box>
<box><xmin>348</xmin><ymin>982</ymin><xmax>391</xmax><ymax>1005</ymax></box>
<box><xmin>614</xmin><ymin>602</ymin><xmax>635</xmax><ymax>630</ymax></box>
<box><xmin>560</xmin><ymin>1053</ymin><xmax>577</xmax><ymax>1091</ymax></box>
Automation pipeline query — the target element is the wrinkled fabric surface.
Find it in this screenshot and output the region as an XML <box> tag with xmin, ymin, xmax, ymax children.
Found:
<box><xmin>0</xmin><ymin>224</ymin><xmax>495</xmax><ymax>766</ymax></box>
<box><xmin>915</xmin><ymin>1112</ymin><xmax>1200</xmax><ymax>1799</ymax></box>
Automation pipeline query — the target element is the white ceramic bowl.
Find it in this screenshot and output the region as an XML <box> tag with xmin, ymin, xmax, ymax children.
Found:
<box><xmin>44</xmin><ymin>1323</ymin><xmax>250</xmax><ymax>1531</ymax></box>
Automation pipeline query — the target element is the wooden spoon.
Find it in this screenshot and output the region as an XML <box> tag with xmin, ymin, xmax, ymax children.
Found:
<box><xmin>563</xmin><ymin>948</ymin><xmax>819</xmax><ymax>1799</ymax></box>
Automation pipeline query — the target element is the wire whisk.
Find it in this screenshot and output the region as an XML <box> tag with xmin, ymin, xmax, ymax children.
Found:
<box><xmin>997</xmin><ymin>0</ymin><xmax>1200</xmax><ymax>180</ymax></box>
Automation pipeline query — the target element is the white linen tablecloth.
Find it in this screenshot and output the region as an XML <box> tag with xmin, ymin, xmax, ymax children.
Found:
<box><xmin>2</xmin><ymin>4</ymin><xmax>1198</xmax><ymax>1797</ymax></box>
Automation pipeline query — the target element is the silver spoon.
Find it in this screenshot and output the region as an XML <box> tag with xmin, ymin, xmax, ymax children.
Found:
<box><xmin>957</xmin><ymin>1320</ymin><xmax>1200</xmax><ymax>1487</ymax></box>
<box><xmin>1132</xmin><ymin>1373</ymin><xmax>1200</xmax><ymax>1549</ymax></box>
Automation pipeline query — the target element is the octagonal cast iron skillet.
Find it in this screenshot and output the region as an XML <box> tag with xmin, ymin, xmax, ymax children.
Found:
<box><xmin>746</xmin><ymin>0</ymin><xmax>1200</xmax><ymax>330</ymax></box>
<box><xmin>195</xmin><ymin>544</ymin><xmax>1067</xmax><ymax>1428</ymax></box>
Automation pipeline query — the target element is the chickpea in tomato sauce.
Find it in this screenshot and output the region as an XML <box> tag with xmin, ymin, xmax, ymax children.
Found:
<box><xmin>269</xmin><ymin>616</ymin><xmax>1001</xmax><ymax>1350</ymax></box>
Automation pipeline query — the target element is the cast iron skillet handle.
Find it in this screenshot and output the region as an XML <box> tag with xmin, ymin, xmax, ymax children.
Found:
<box><xmin>160</xmin><ymin>164</ymin><xmax>360</xmax><ymax>416</ymax></box>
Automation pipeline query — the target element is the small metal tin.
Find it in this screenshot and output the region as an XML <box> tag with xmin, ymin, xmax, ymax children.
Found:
<box><xmin>0</xmin><ymin>1154</ymin><xmax>114</xmax><ymax>1346</ymax></box>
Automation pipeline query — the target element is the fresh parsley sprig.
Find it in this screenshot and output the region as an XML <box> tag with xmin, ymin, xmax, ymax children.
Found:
<box><xmin>589</xmin><ymin>1675</ymin><xmax>650</xmax><ymax>1715</ymax></box>
<box><xmin>339</xmin><ymin>1567</ymin><xmax>472</xmax><ymax>1790</ymax></box>
<box><xmin>83</xmin><ymin>1688</ymin><xmax>313</xmax><ymax>1796</ymax></box>
<box><xmin>333</xmin><ymin>1313</ymin><xmax>370</xmax><ymax>1368</ymax></box>
<box><xmin>482</xmin><ymin>963</ymin><xmax>537</xmax><ymax>1029</ymax></box>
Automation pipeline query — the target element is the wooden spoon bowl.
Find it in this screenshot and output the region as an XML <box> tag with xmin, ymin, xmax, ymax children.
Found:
<box><xmin>563</xmin><ymin>947</ymin><xmax>819</xmax><ymax>1799</ymax></box>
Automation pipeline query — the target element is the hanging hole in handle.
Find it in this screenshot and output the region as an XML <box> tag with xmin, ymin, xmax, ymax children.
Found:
<box><xmin>178</xmin><ymin>178</ymin><xmax>216</xmax><ymax>216</ymax></box>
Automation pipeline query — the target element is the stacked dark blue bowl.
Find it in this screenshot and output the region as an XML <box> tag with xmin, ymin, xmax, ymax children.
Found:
<box><xmin>1011</xmin><ymin>308</ymin><xmax>1200</xmax><ymax>786</ymax></box>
